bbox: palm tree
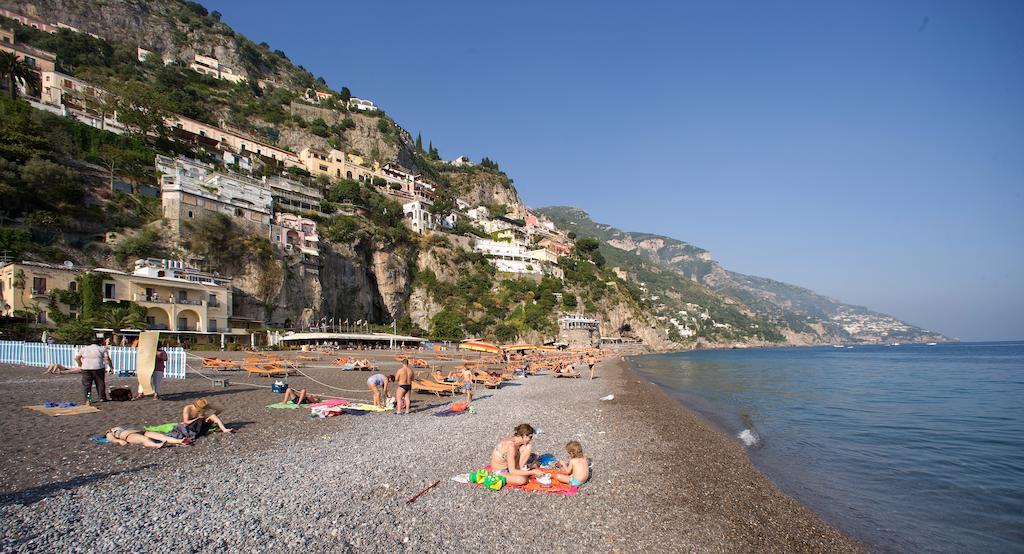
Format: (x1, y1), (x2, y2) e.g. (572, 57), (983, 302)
(0, 51), (40, 100)
(99, 306), (147, 346)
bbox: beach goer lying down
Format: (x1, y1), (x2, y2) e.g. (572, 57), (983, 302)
(283, 387), (320, 405)
(105, 427), (191, 448)
(556, 440), (590, 486)
(179, 399), (233, 436)
(490, 423), (545, 486)
(44, 363), (80, 374)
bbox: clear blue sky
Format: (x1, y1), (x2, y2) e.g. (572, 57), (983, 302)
(205, 0), (1023, 341)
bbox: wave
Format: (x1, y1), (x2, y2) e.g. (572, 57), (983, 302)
(738, 428), (761, 447)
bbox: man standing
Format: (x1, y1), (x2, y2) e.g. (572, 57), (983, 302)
(394, 359), (413, 415)
(75, 336), (114, 404)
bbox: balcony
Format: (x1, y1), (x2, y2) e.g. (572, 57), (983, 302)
(133, 293), (206, 307)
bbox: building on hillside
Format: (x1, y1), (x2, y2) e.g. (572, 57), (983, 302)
(539, 237), (573, 257)
(446, 155), (473, 167)
(299, 147), (378, 183)
(303, 88), (333, 104)
(169, 115), (301, 168)
(0, 259), (237, 336)
(37, 70), (127, 134)
(189, 54), (246, 84)
(0, 27), (56, 87)
(465, 206), (489, 221)
(558, 313), (601, 348)
(263, 175), (325, 215)
(403, 201), (436, 234)
(348, 97), (377, 111)
(0, 9), (57, 33)
(271, 213), (320, 275)
(157, 155), (273, 237)
(473, 239), (564, 278)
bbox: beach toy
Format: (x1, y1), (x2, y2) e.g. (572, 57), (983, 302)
(271, 381), (287, 393)
(536, 473), (553, 488)
(482, 473), (506, 490)
(450, 402), (469, 413)
(468, 470), (488, 484)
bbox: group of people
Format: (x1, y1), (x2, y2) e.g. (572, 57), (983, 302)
(45, 336), (170, 404)
(104, 398), (233, 449)
(489, 424), (590, 487)
(365, 359), (415, 414)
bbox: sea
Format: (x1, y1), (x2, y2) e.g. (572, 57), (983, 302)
(630, 342), (1024, 553)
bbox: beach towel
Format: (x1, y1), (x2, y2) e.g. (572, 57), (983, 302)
(309, 399), (349, 409)
(267, 402), (299, 409)
(89, 435), (110, 443)
(27, 404), (100, 417)
(434, 402), (474, 417)
(346, 403), (388, 412)
(458, 467), (578, 496)
(145, 422), (221, 434)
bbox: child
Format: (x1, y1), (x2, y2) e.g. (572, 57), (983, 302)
(461, 366), (474, 404)
(555, 440), (589, 486)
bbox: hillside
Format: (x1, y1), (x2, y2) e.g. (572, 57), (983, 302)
(537, 206), (950, 344)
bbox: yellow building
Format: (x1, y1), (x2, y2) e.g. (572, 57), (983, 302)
(0, 259), (236, 335)
(299, 147), (378, 183)
(0, 27), (57, 84)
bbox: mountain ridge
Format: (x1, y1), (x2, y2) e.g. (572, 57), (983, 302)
(537, 206), (950, 344)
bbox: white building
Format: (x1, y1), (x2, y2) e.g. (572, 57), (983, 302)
(473, 239), (563, 278)
(348, 97), (377, 111)
(157, 155), (273, 236)
(446, 155), (473, 167)
(403, 201), (436, 234)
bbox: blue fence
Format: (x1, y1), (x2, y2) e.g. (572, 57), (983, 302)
(0, 341), (187, 379)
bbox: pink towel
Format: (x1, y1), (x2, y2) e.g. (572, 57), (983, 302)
(310, 399), (349, 409)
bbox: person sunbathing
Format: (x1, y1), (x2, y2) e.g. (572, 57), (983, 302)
(283, 387), (320, 405)
(44, 363), (80, 374)
(489, 423), (545, 486)
(105, 426), (191, 448)
(431, 369), (457, 383)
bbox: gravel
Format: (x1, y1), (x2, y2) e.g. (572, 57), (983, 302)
(0, 354), (861, 553)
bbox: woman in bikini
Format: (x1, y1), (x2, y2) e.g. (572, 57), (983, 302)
(489, 423), (544, 485)
(105, 426), (191, 448)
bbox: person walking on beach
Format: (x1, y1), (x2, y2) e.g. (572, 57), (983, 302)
(394, 359), (413, 415)
(75, 336), (113, 404)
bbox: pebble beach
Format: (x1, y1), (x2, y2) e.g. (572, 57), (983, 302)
(0, 351), (861, 552)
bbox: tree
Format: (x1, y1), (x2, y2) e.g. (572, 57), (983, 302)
(339, 87), (352, 102)
(99, 305), (146, 345)
(97, 144), (143, 192)
(415, 133), (423, 151)
(109, 81), (171, 141)
(430, 308), (464, 341)
(0, 51), (40, 100)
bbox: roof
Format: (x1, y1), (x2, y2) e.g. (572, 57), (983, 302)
(279, 332), (426, 343)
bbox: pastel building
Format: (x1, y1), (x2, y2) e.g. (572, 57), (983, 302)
(271, 213), (319, 257)
(189, 54), (246, 84)
(348, 97), (377, 111)
(0, 27), (56, 85)
(473, 239), (564, 278)
(169, 115), (301, 167)
(0, 259), (235, 335)
(157, 156), (273, 237)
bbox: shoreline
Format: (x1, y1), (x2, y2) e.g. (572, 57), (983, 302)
(1, 350), (859, 551)
(610, 355), (863, 552)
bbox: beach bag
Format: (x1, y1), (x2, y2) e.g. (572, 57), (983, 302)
(109, 388), (132, 402)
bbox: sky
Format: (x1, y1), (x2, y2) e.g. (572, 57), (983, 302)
(204, 0), (1024, 341)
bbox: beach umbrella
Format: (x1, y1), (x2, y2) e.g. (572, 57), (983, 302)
(536, 345), (560, 351)
(459, 340), (504, 355)
(503, 343), (537, 352)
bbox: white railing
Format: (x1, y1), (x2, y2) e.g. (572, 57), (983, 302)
(0, 341), (186, 379)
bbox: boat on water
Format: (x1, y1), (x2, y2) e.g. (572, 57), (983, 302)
(832, 345), (846, 348)
(927, 342), (938, 346)
(889, 342), (901, 347)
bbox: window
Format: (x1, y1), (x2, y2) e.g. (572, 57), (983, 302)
(32, 277), (46, 294)
(24, 56), (36, 67)
(208, 293), (218, 307)
(68, 281), (77, 291)
(36, 311), (47, 324)
(178, 291), (187, 302)
(319, 164), (328, 172)
(234, 208), (243, 216)
(146, 316), (155, 326)
(208, 320), (218, 332)
(103, 283), (115, 299)
(178, 317), (188, 331)
(188, 210), (194, 218)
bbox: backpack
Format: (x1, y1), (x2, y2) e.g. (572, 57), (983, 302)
(109, 388), (133, 402)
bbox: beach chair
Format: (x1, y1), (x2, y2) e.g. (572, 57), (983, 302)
(243, 364), (292, 378)
(412, 379), (457, 397)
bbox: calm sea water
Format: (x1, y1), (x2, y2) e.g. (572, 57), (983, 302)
(631, 342), (1024, 553)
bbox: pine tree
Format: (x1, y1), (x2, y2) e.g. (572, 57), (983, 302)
(415, 133), (423, 151)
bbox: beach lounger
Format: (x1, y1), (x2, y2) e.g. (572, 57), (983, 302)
(413, 379), (457, 397)
(243, 365), (293, 378)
